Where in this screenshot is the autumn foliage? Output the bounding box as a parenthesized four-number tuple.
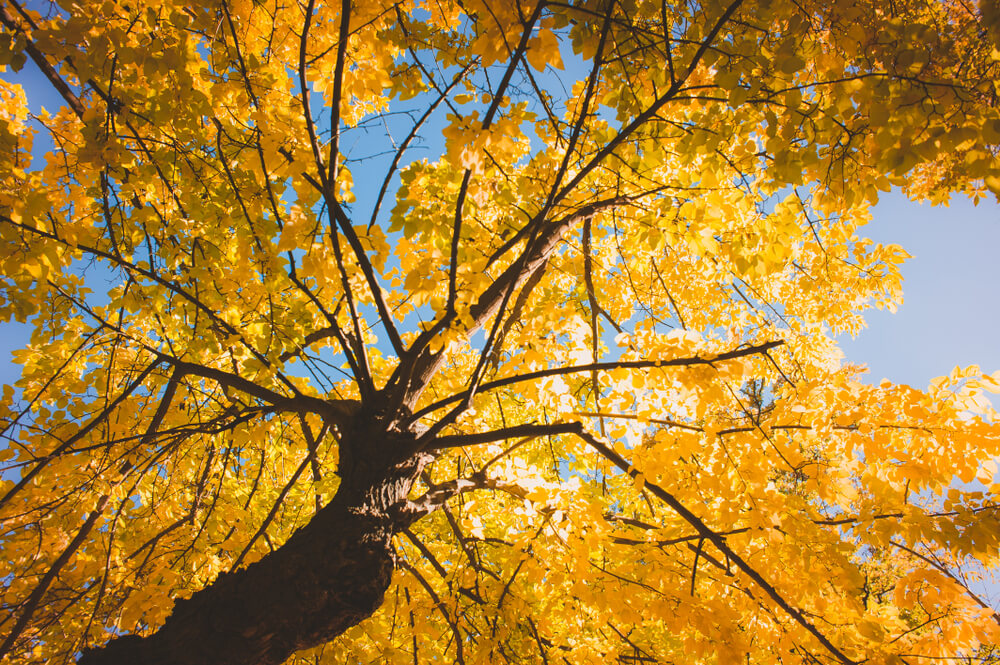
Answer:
(2, 0, 1000, 663)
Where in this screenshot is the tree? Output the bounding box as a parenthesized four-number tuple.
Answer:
(2, 0, 1000, 662)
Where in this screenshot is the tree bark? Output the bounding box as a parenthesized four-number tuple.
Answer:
(78, 419, 426, 665)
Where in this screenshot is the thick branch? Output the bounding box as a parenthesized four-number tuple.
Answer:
(431, 422, 583, 450)
(0, 3, 85, 117)
(391, 196, 634, 411)
(161, 358, 356, 426)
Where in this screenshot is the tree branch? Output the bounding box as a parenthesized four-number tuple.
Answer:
(0, 2, 85, 118)
(326, 0, 352, 188)
(574, 426, 857, 665)
(430, 422, 583, 451)
(0, 495, 110, 661)
(413, 340, 783, 421)
(0, 359, 163, 513)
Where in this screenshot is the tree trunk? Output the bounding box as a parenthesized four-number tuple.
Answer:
(79, 421, 426, 665)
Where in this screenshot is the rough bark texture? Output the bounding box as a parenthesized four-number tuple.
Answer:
(78, 416, 425, 665)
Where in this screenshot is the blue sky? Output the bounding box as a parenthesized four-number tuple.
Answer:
(839, 192, 1000, 389)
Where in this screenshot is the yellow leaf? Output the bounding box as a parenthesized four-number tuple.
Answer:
(526, 28, 563, 72)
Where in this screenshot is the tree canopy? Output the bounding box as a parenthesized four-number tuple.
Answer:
(2, 0, 1000, 663)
